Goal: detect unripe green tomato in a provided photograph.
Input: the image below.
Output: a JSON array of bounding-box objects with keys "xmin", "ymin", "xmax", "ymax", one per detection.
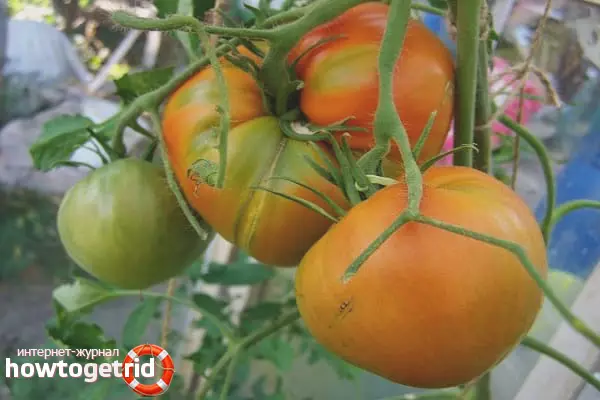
[{"xmin": 57, "ymin": 158, "xmax": 212, "ymax": 289}]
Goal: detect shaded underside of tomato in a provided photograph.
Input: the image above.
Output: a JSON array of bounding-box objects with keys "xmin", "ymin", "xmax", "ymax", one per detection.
[
  {"xmin": 57, "ymin": 159, "xmax": 211, "ymax": 290},
  {"xmin": 295, "ymin": 166, "xmax": 548, "ymax": 388},
  {"xmin": 289, "ymin": 2, "xmax": 455, "ymax": 165},
  {"xmin": 162, "ymin": 65, "xmax": 347, "ymax": 266}
]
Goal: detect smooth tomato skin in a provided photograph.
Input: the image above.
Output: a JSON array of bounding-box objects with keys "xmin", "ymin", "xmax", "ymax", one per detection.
[
  {"xmin": 295, "ymin": 166, "xmax": 548, "ymax": 388},
  {"xmin": 57, "ymin": 159, "xmax": 211, "ymax": 290},
  {"xmin": 163, "ymin": 69, "xmax": 347, "ymax": 266},
  {"xmin": 289, "ymin": 2, "xmax": 455, "ymax": 165}
]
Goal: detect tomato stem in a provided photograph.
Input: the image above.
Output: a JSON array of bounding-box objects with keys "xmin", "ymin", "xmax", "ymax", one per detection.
[
  {"xmin": 451, "ymin": 0, "xmax": 484, "ymax": 167},
  {"xmin": 111, "ymin": 13, "xmax": 232, "ymax": 188},
  {"xmin": 342, "ymin": 0, "xmax": 420, "ymax": 281},
  {"xmin": 218, "ymin": 351, "xmax": 241, "ymax": 400},
  {"xmin": 498, "ymin": 115, "xmax": 555, "ymax": 243},
  {"xmin": 196, "ymin": 309, "xmax": 300, "ymax": 399},
  {"xmin": 125, "ymin": 289, "xmax": 236, "ymax": 341},
  {"xmin": 109, "ymin": 8, "xmax": 305, "ymax": 155},
  {"xmin": 548, "ymin": 200, "xmax": 600, "ymax": 237},
  {"xmin": 419, "ymin": 144, "xmax": 478, "ymax": 172},
  {"xmin": 413, "ymin": 214, "xmax": 600, "ymax": 350},
  {"xmin": 474, "ymin": 373, "xmax": 491, "ymax": 400},
  {"xmin": 149, "ymin": 110, "xmax": 214, "ymax": 242},
  {"xmin": 474, "ymin": 42, "xmax": 493, "ymax": 172},
  {"xmin": 521, "ymin": 336, "xmax": 600, "ymax": 391},
  {"xmin": 111, "ymin": 11, "xmax": 275, "ymax": 40},
  {"xmin": 258, "ymin": 0, "xmax": 371, "ymax": 116},
  {"xmin": 371, "ymin": 0, "xmax": 422, "ymax": 213},
  {"xmin": 342, "ymin": 212, "xmax": 412, "ymax": 282}
]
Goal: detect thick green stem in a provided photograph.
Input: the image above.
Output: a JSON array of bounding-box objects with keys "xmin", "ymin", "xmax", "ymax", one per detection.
[
  {"xmin": 414, "ymin": 214, "xmax": 600, "ymax": 349},
  {"xmin": 474, "ymin": 44, "xmax": 492, "ymax": 172},
  {"xmin": 112, "ymin": 12, "xmax": 274, "ymax": 40},
  {"xmin": 447, "ymin": 0, "xmax": 458, "ymax": 18},
  {"xmin": 521, "ymin": 336, "xmax": 600, "ymax": 391},
  {"xmin": 218, "ymin": 350, "xmax": 240, "ymax": 400},
  {"xmin": 374, "ymin": 0, "xmax": 421, "ymax": 211},
  {"xmin": 204, "ymin": 25, "xmax": 275, "ymax": 39},
  {"xmin": 343, "ymin": 0, "xmax": 420, "ymax": 281},
  {"xmin": 474, "ymin": 373, "xmax": 491, "ymax": 400},
  {"xmin": 357, "ymin": 0, "xmax": 415, "ymax": 176},
  {"xmin": 259, "ymin": 0, "xmax": 370, "ymax": 114},
  {"xmin": 498, "ymin": 115, "xmax": 555, "ymax": 243},
  {"xmin": 452, "ymin": 0, "xmax": 483, "ymax": 167}
]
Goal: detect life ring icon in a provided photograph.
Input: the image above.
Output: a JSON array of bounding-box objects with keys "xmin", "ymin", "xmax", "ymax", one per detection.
[{"xmin": 122, "ymin": 344, "xmax": 175, "ymax": 396}]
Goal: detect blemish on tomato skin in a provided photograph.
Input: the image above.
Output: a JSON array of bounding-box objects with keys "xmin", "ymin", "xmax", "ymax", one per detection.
[{"xmin": 337, "ymin": 298, "xmax": 354, "ymax": 319}]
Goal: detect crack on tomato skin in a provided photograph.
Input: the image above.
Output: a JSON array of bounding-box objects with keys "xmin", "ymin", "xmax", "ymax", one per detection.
[{"xmin": 232, "ymin": 135, "xmax": 289, "ymax": 253}]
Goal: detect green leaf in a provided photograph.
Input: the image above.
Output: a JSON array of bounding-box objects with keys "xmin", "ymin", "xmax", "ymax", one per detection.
[
  {"xmin": 192, "ymin": 293, "xmax": 228, "ymax": 316},
  {"xmin": 114, "ymin": 67, "xmax": 175, "ymax": 104},
  {"xmin": 201, "ymin": 261, "xmax": 275, "ymax": 285},
  {"xmin": 253, "ymin": 337, "xmax": 296, "ymax": 371},
  {"xmin": 154, "ymin": 0, "xmax": 179, "ymax": 17},
  {"xmin": 194, "ymin": 315, "xmax": 225, "ymax": 337},
  {"xmin": 29, "ymin": 115, "xmax": 95, "ymax": 172},
  {"xmin": 243, "ymin": 302, "xmax": 283, "ymax": 321},
  {"xmin": 53, "ymin": 278, "xmax": 121, "ymax": 315},
  {"xmin": 121, "ymin": 297, "xmax": 162, "ymax": 349},
  {"xmin": 46, "ymin": 302, "xmax": 119, "ymax": 363},
  {"xmin": 239, "ymin": 302, "xmax": 284, "ymax": 333},
  {"xmin": 185, "ymin": 334, "xmax": 227, "ymax": 375}
]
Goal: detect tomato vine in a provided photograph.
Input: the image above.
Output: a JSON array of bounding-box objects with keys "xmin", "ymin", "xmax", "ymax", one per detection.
[{"xmin": 25, "ymin": 0, "xmax": 600, "ymax": 398}]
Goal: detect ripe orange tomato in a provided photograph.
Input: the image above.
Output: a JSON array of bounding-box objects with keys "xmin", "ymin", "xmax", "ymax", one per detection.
[
  {"xmin": 162, "ymin": 63, "xmax": 347, "ymax": 267},
  {"xmin": 289, "ymin": 2, "xmax": 455, "ymax": 165},
  {"xmin": 295, "ymin": 166, "xmax": 548, "ymax": 388}
]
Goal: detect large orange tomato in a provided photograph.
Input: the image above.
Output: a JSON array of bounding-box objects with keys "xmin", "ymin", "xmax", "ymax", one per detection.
[
  {"xmin": 162, "ymin": 63, "xmax": 347, "ymax": 267},
  {"xmin": 289, "ymin": 2, "xmax": 455, "ymax": 164},
  {"xmin": 295, "ymin": 166, "xmax": 548, "ymax": 388}
]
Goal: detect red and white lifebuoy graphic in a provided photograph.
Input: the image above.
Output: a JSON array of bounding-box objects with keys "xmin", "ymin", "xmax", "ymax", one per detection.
[{"xmin": 122, "ymin": 344, "xmax": 175, "ymax": 397}]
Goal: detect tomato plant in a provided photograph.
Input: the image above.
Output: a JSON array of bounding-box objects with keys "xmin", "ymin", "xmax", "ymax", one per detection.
[
  {"xmin": 289, "ymin": 2, "xmax": 455, "ymax": 167},
  {"xmin": 161, "ymin": 2, "xmax": 454, "ymax": 266},
  {"xmin": 21, "ymin": 0, "xmax": 600, "ymax": 399},
  {"xmin": 295, "ymin": 166, "xmax": 548, "ymax": 388},
  {"xmin": 57, "ymin": 158, "xmax": 212, "ymax": 290}
]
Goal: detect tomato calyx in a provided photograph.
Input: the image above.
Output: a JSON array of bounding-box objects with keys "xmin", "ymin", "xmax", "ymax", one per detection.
[
  {"xmin": 188, "ymin": 159, "xmax": 220, "ymax": 189},
  {"xmin": 270, "ymin": 118, "xmax": 391, "ymax": 220}
]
